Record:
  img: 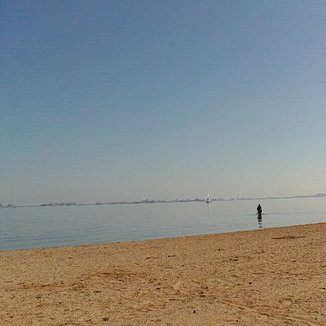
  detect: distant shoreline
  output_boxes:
[1,192,325,209]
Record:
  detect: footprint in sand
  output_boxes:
[280,298,293,307]
[173,281,182,291]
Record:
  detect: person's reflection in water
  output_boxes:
[256,204,263,228]
[257,212,263,228]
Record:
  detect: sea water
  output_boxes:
[0,197,325,250]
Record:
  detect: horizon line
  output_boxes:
[1,193,325,208]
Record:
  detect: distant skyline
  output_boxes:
[1,1,326,206]
[1,192,325,208]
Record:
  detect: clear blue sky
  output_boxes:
[1,1,325,205]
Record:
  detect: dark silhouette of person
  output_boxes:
[257,204,262,215]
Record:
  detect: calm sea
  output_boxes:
[0,197,325,251]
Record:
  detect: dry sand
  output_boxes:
[1,223,325,325]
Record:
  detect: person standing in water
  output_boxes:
[256,204,263,228]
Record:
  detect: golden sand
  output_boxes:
[1,223,325,325]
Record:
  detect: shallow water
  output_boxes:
[0,197,325,250]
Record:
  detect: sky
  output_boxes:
[1,0,326,205]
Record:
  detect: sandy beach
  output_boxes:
[1,223,325,325]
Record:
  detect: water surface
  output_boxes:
[0,197,325,250]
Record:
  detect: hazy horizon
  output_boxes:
[1,1,326,206]
[2,191,326,208]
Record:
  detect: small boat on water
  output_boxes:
[206,194,212,204]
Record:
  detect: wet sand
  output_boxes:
[1,223,325,325]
